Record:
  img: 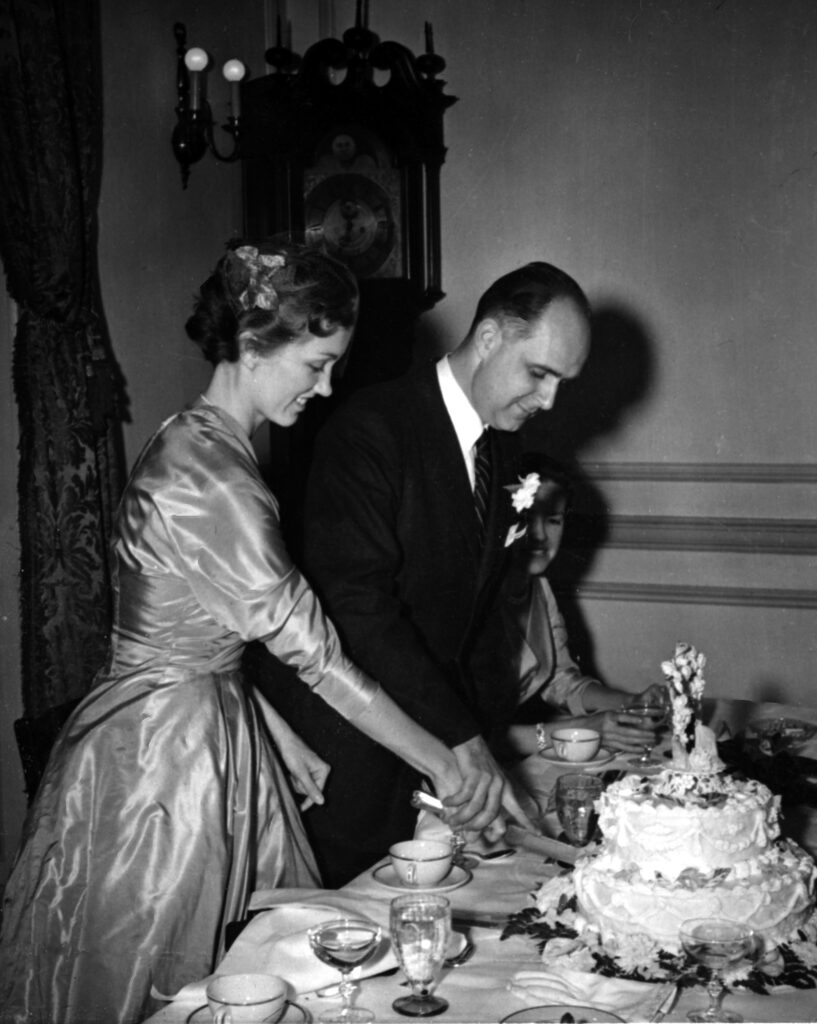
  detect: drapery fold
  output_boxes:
[0,0,124,717]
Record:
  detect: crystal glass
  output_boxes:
[308,917,382,1023]
[679,917,755,1022]
[625,697,668,767]
[554,772,602,846]
[390,893,451,1017]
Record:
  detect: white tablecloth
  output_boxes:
[143,698,817,1023]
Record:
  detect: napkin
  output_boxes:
[508,967,674,1022]
[156,891,395,1010]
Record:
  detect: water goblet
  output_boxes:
[679,917,755,1022]
[554,772,602,847]
[625,697,668,767]
[308,916,382,1024]
[390,893,451,1017]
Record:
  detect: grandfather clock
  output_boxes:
[238,14,456,528]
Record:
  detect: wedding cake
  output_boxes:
[572,643,817,952]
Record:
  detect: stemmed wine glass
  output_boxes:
[625,696,668,767]
[390,893,451,1017]
[679,917,755,1022]
[308,916,382,1023]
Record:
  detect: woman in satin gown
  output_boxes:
[0,243,502,1024]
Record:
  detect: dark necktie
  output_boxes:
[473,428,492,536]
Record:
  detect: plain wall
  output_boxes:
[2,0,816,883]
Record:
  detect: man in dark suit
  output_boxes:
[267,262,592,886]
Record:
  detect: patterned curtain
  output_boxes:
[0,0,124,717]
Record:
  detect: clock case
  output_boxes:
[240,22,456,394]
[238,22,456,531]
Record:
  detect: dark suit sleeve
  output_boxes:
[303,400,482,749]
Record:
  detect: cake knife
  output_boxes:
[410,791,582,865]
[503,824,582,865]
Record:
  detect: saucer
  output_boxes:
[745,717,817,752]
[538,746,614,768]
[187,1000,307,1023]
[371,862,472,893]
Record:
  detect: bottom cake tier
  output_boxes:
[573,838,816,952]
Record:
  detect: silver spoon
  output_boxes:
[462,847,516,861]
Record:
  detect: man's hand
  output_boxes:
[439,735,536,839]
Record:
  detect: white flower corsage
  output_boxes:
[503,472,541,547]
[510,473,541,513]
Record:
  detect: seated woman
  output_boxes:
[0,243,504,1024]
[503,453,666,758]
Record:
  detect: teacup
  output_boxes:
[389,838,453,887]
[206,973,288,1023]
[551,727,601,762]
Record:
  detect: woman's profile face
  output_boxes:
[525,482,567,577]
[250,327,352,428]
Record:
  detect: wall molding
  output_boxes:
[561,581,817,610]
[573,514,817,554]
[583,462,817,484]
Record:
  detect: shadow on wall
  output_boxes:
[521,301,656,679]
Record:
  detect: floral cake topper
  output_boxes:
[232,245,286,312]
[661,642,722,772]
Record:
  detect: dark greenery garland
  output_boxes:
[501,892,817,995]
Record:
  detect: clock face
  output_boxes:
[304,173,398,278]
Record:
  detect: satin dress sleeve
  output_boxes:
[514,577,597,714]
[117,401,379,720]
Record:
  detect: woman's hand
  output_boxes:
[432,735,536,841]
[349,688,534,840]
[586,709,660,754]
[252,689,330,810]
[635,682,671,709]
[507,713,659,756]
[276,730,331,811]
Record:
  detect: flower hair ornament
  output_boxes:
[503,472,541,547]
[230,245,286,312]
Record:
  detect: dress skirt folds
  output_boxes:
[0,401,377,1024]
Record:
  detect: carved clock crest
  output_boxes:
[239,15,456,392]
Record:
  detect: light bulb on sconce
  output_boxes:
[170,12,448,194]
[184,47,208,71]
[222,59,246,118]
[171,24,244,188]
[183,47,208,112]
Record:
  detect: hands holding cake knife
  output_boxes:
[413,733,538,842]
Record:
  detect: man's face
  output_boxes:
[470,298,590,431]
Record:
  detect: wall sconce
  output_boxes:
[171,22,246,188]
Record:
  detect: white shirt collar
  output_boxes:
[436,356,486,486]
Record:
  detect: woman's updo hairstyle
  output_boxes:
[185,241,359,365]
